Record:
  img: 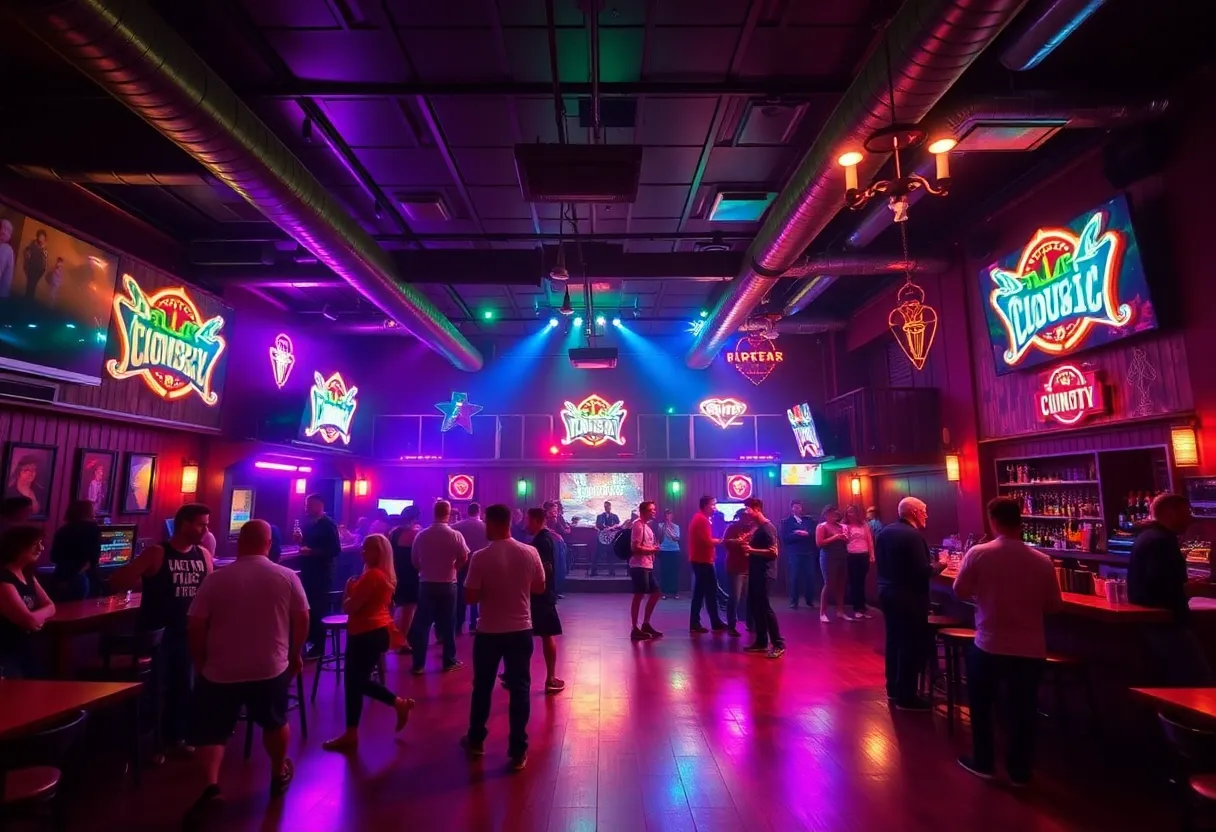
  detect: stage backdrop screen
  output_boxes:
[980,193,1157,376]
[559,472,644,527]
[0,202,119,384]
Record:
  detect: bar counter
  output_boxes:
[932,571,1177,624]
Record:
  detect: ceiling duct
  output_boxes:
[11,0,482,371]
[784,253,952,277]
[738,315,846,339]
[999,0,1109,71]
[684,0,1029,369]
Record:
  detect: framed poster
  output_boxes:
[123,452,158,515]
[3,443,57,520]
[76,449,117,516]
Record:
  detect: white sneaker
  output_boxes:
[844,613,859,622]
[819,614,830,623]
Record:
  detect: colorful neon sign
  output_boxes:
[448,474,475,501]
[699,397,747,429]
[1036,364,1106,426]
[269,333,295,389]
[724,335,784,385]
[105,274,226,405]
[888,281,939,371]
[787,402,825,459]
[435,391,483,434]
[304,371,359,445]
[988,208,1132,368]
[560,395,628,447]
[725,474,754,501]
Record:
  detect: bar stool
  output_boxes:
[1157,712,1216,829]
[1041,653,1099,732]
[922,615,964,699]
[310,614,348,704]
[937,628,976,734]
[242,672,307,759]
[0,710,88,830]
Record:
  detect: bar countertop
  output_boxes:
[932,570,1174,624]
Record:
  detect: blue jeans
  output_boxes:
[411,582,458,670]
[457,568,479,632]
[788,552,818,606]
[727,573,750,630]
[690,562,724,628]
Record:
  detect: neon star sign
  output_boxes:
[269,333,295,389]
[699,397,748,429]
[787,402,825,459]
[988,209,1131,368]
[560,395,628,447]
[305,371,359,445]
[724,335,784,385]
[435,392,483,434]
[105,274,226,405]
[1036,364,1106,426]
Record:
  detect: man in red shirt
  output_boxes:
[688,496,727,633]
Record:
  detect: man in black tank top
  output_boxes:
[112,502,214,753]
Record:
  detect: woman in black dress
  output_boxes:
[390,505,421,654]
[0,524,56,677]
[525,508,564,693]
[50,498,101,601]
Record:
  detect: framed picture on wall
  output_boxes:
[2,442,57,521]
[123,452,158,515]
[75,449,117,516]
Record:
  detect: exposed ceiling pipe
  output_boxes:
[845,92,1170,249]
[782,276,836,318]
[685,0,1030,369]
[784,253,952,277]
[739,315,847,338]
[10,0,483,371]
[999,0,1109,71]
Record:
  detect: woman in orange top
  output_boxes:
[323,534,415,751]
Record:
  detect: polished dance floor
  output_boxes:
[74,595,1170,831]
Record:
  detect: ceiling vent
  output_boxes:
[953,121,1066,152]
[396,194,451,223]
[0,374,60,404]
[707,191,776,222]
[514,144,642,203]
[737,101,808,146]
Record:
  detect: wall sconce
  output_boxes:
[181,463,199,495]
[294,478,307,495]
[356,479,370,497]
[342,480,351,495]
[945,453,961,482]
[1172,427,1200,467]
[850,476,862,497]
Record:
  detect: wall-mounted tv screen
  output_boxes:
[98,524,137,567]
[229,488,254,537]
[378,498,414,515]
[0,203,119,384]
[559,472,644,527]
[980,193,1157,376]
[781,464,823,486]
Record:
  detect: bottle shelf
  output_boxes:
[998,481,1100,487]
[1023,515,1104,521]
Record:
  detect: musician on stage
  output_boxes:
[591,501,621,578]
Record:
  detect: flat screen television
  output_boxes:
[229,488,254,537]
[98,524,137,567]
[0,203,119,384]
[780,464,824,486]
[559,472,644,527]
[980,193,1157,376]
[377,498,414,515]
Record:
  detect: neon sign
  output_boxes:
[724,335,784,385]
[560,395,628,447]
[725,474,753,501]
[989,209,1131,367]
[699,397,747,429]
[787,402,825,459]
[435,391,483,434]
[448,474,475,501]
[304,371,359,445]
[105,274,226,405]
[889,281,939,371]
[1036,364,1106,426]
[269,334,295,389]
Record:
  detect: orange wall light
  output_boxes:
[294,478,307,495]
[356,479,370,497]
[849,476,862,497]
[1172,427,1200,467]
[945,454,961,482]
[180,464,199,495]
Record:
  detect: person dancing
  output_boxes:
[389,506,421,655]
[524,509,565,692]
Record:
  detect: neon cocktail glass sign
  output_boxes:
[560,395,628,447]
[269,333,295,389]
[988,209,1131,367]
[105,274,226,405]
[787,402,825,459]
[305,371,359,445]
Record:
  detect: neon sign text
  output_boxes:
[269,333,295,389]
[787,402,825,459]
[699,397,747,429]
[724,335,784,385]
[560,395,628,447]
[106,274,226,405]
[1036,365,1106,426]
[305,371,359,445]
[988,210,1131,367]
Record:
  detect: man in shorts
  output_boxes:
[183,520,310,827]
[629,501,663,640]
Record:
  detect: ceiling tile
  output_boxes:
[468,187,533,219]
[384,0,496,26]
[639,146,703,184]
[635,98,717,145]
[398,29,507,80]
[451,147,519,186]
[320,99,417,148]
[354,148,452,186]
[702,146,793,184]
[504,28,643,84]
[430,97,520,147]
[653,0,751,25]
[242,0,338,28]
[633,185,691,218]
[738,28,858,78]
[646,28,738,77]
[264,31,411,82]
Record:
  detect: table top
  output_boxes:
[1131,687,1216,721]
[933,572,1171,623]
[46,593,142,629]
[0,679,143,739]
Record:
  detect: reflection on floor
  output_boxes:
[74,595,1173,831]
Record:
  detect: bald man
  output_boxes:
[184,520,310,823]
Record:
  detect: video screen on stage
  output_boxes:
[559,472,644,527]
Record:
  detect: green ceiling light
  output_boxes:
[482,310,494,321]
[516,478,528,497]
[699,309,709,318]
[666,406,675,414]
[669,479,681,495]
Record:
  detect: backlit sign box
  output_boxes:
[1036,365,1106,426]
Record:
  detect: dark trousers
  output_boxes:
[161,628,193,745]
[300,557,335,651]
[410,582,458,670]
[690,562,724,628]
[747,557,782,648]
[590,542,616,576]
[344,628,396,727]
[456,568,479,632]
[966,646,1045,780]
[727,573,751,630]
[879,591,930,703]
[554,539,567,595]
[788,551,818,606]
[468,630,534,758]
[846,555,870,613]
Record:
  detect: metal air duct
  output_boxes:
[11,0,483,371]
[999,0,1109,71]
[685,0,1029,369]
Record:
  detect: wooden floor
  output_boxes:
[71,595,1174,831]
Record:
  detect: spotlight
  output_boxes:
[482,310,494,321]
[595,315,606,326]
[559,285,574,316]
[549,445,559,455]
[666,406,675,414]
[548,317,559,328]
[699,309,708,318]
[573,316,584,327]
[611,317,621,327]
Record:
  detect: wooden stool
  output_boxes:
[922,616,964,699]
[242,672,308,759]
[1157,712,1216,828]
[937,628,976,735]
[310,615,348,704]
[1042,653,1099,732]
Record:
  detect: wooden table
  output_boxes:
[43,594,142,678]
[0,680,142,739]
[1131,687,1216,723]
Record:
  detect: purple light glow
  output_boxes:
[254,461,313,473]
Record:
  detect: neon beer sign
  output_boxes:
[269,333,295,389]
[1036,364,1106,426]
[724,335,784,385]
[305,371,359,445]
[988,210,1132,367]
[106,275,227,405]
[787,402,825,459]
[699,397,747,429]
[448,474,475,501]
[560,395,628,447]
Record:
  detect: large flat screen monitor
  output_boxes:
[781,464,823,486]
[559,472,644,527]
[377,498,414,516]
[0,203,119,384]
[98,524,137,567]
[980,193,1157,375]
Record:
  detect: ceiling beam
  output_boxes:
[236,79,852,99]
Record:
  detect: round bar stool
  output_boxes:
[922,615,964,699]
[1041,653,1099,732]
[937,628,976,734]
[310,614,349,704]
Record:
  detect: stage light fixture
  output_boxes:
[548,317,559,328]
[482,310,494,321]
[595,315,606,326]
[611,317,621,327]
[573,316,584,327]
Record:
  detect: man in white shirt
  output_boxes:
[953,496,1062,785]
[629,501,663,641]
[183,520,309,824]
[460,504,545,771]
[453,502,488,633]
[410,500,469,674]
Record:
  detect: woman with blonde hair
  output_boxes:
[323,533,415,751]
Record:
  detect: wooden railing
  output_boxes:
[824,387,942,467]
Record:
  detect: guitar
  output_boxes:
[597,524,624,545]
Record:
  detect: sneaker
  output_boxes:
[690,625,709,634]
[510,753,528,771]
[460,735,485,756]
[895,697,933,712]
[727,627,741,638]
[743,644,769,653]
[545,678,566,693]
[443,661,465,673]
[270,758,294,796]
[182,784,222,831]
[768,645,786,659]
[631,627,652,641]
[957,757,995,781]
[819,614,830,623]
[642,624,664,639]
[789,602,799,610]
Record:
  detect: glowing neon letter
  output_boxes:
[699,397,748,429]
[269,334,295,389]
[305,371,359,445]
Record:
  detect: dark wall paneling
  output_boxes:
[872,472,959,546]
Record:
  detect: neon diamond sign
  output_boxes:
[699,397,748,429]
